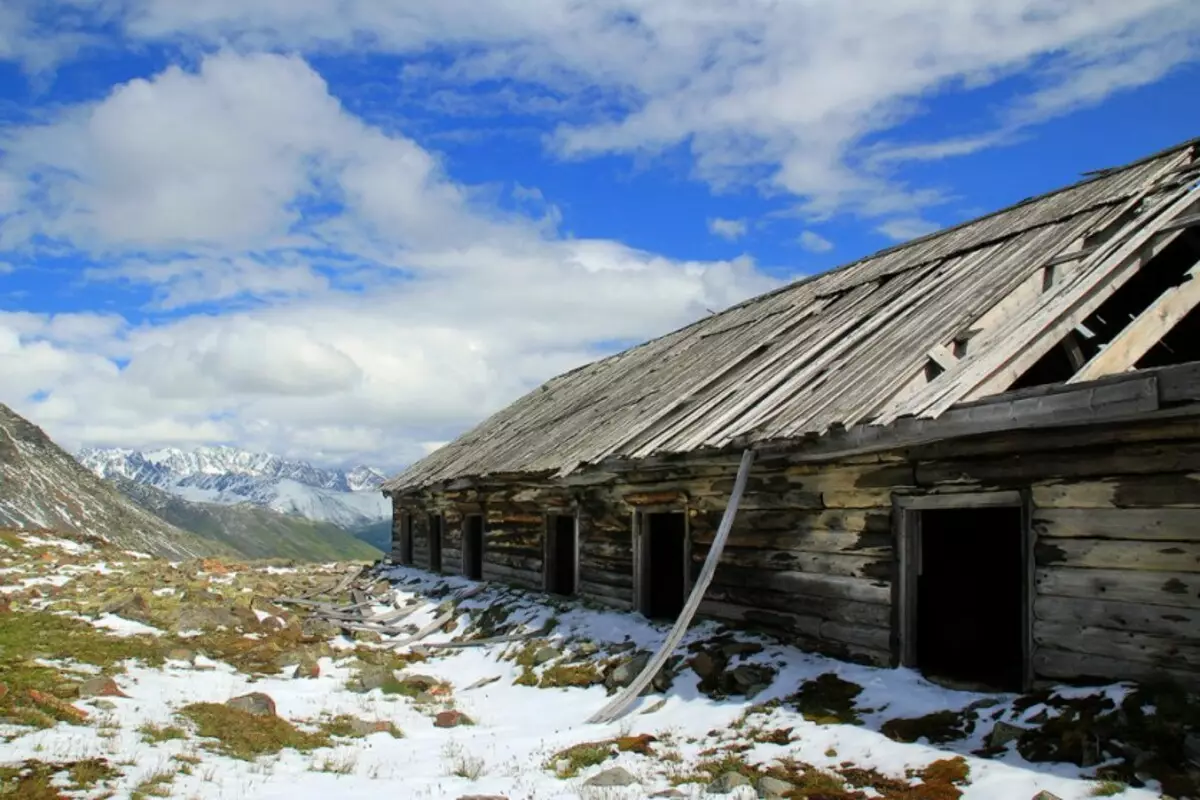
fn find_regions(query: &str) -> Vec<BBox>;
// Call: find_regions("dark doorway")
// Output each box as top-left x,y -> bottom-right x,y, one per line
641,512 -> 687,621
398,511 -> 414,565
463,515 -> 484,580
916,506 -> 1024,691
546,514 -> 577,596
427,513 -> 443,573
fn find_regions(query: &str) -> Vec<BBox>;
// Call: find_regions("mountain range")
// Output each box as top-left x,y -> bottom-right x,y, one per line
76,446 -> 391,529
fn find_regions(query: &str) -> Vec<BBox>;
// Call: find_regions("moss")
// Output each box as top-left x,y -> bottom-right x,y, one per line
538,663 -> 603,688
0,759 -> 120,799
178,702 -> 330,760
514,667 -> 538,686
548,734 -> 657,778
137,722 -> 189,744
788,673 -> 865,725
881,709 -> 976,745
1090,780 -> 1127,797
318,715 -> 403,739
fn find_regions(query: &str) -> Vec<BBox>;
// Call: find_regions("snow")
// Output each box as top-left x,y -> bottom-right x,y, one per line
91,613 -> 165,637
0,559 -> 1165,800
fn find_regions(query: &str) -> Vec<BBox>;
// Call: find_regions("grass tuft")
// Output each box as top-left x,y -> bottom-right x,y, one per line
177,702 -> 330,760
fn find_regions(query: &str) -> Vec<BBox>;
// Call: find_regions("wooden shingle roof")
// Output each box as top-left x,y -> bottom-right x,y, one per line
384,137 -> 1200,494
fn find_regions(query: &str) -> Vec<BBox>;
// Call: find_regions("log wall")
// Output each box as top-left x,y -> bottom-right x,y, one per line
390,414 -> 1200,687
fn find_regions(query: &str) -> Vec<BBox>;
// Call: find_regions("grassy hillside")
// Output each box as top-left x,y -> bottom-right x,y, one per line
112,477 -> 382,562
349,519 -> 391,552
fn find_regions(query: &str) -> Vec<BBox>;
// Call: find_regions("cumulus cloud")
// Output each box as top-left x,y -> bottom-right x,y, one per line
707,217 -> 748,241
798,231 -> 834,253
877,217 -> 941,242
0,52 -> 777,468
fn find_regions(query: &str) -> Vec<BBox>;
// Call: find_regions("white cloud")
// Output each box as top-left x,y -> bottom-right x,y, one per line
877,217 -> 941,242
0,52 -> 777,468
707,217 -> 747,241
798,231 -> 834,253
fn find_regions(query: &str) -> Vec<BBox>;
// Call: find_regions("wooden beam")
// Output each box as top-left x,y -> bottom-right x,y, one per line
1070,261 -> 1200,382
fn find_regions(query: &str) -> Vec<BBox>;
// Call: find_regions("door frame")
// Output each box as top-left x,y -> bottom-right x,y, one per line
892,490 -> 1034,690
543,508 -> 580,595
632,504 -> 692,618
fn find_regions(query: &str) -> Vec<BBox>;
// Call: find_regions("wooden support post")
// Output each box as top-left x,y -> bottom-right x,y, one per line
1070,260 -> 1200,382
585,448 -> 756,725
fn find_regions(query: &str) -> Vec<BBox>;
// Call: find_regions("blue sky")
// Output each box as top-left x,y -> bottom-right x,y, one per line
0,1 -> 1198,468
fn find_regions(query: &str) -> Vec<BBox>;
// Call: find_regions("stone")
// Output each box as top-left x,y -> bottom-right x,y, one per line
720,642 -> 764,659
342,717 -> 394,737
433,710 -> 473,728
532,646 -> 561,665
226,692 -> 276,717
349,668 -> 394,693
293,659 -> 320,679
353,629 -> 383,644
399,674 -> 441,692
986,721 -> 1026,749
104,593 -> 152,622
1032,793 -> 1063,800
606,652 -> 650,689
175,605 -> 239,631
231,605 -> 261,631
78,677 -> 128,699
301,617 -> 339,640
166,648 -> 195,663
690,651 -> 721,680
575,641 -> 599,657
708,772 -> 752,794
91,700 -> 117,711
756,776 -> 795,798
583,767 -> 637,787
27,689 -> 88,723
730,665 -> 774,699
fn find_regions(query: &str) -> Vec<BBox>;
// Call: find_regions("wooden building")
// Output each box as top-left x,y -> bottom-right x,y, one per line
381,137 -> 1200,692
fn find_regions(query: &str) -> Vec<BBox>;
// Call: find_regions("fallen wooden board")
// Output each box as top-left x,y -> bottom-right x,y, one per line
585,448 -> 756,725
387,585 -> 487,649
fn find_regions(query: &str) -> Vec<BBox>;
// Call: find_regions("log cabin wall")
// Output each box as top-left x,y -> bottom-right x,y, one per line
388,413 -> 1200,687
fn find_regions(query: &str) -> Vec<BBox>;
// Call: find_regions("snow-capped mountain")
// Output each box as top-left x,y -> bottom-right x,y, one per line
76,446 -> 391,529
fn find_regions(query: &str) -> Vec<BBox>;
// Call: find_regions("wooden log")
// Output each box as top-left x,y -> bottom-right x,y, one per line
911,416 -> 1200,461
1034,648 -> 1200,688
480,561 -> 541,588
715,547 -> 891,580
578,565 -> 634,590
1034,624 -> 1200,669
1036,566 -> 1200,607
622,490 -> 688,507
1033,595 -> 1200,639
485,513 -> 544,525
1035,538 -> 1200,573
698,599 -> 891,652
714,565 -> 891,602
695,527 -> 892,555
578,579 -> 634,604
918,442 -> 1200,486
706,585 -> 890,627
1032,474 -> 1200,508
1033,508 -> 1200,542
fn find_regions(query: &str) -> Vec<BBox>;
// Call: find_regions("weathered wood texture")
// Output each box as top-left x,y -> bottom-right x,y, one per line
389,413 -> 1200,687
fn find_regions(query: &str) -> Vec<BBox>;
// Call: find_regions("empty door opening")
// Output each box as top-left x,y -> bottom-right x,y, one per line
545,514 -> 577,596
639,511 -> 687,621
914,506 -> 1025,691
427,514 -> 443,573
463,515 -> 484,581
398,511 -> 414,565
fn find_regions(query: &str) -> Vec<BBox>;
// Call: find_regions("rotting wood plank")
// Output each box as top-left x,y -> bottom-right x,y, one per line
1032,474 -> 1200,508
1035,538 -> 1200,573
1033,507 -> 1200,542
705,586 -> 891,627
1033,595 -> 1200,638
1071,259 -> 1200,382
1034,648 -> 1199,687
1033,624 -> 1200,670
714,546 -> 890,580
713,566 -> 891,603
697,528 -> 891,555
1036,566 -> 1200,608
917,440 -> 1200,486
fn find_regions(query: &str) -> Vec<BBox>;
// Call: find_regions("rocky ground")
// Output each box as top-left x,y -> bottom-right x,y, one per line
1,526 -> 1197,800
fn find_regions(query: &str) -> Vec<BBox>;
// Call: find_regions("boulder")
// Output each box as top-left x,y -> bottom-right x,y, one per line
583,767 -> 637,787
433,710 -> 473,728
532,646 -> 561,665
78,677 -> 128,699
986,721 -> 1026,749
730,665 -> 773,699
1031,793 -> 1063,800
606,652 -> 650,689
226,692 -> 276,717
293,659 -> 320,679
175,605 -> 240,631
707,772 -> 752,794
690,651 -> 721,680
756,776 -> 795,798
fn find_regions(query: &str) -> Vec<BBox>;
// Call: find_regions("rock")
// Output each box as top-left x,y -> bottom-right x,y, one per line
349,668 -> 394,693
576,641 -> 599,657
104,593 -> 152,622
756,776 -> 795,798
27,689 -> 88,723
708,772 -> 752,794
231,605 -> 261,631
175,604 -> 239,631
301,617 -> 339,640
720,642 -> 764,659
293,659 -> 320,679
166,648 -> 195,663
433,710 -> 473,728
78,677 -> 128,699
226,692 -> 276,717
607,652 -> 650,689
184,587 -> 223,604
986,721 -> 1026,749
353,629 -> 383,644
399,674 -> 441,692
1031,793 -> 1062,800
583,767 -> 637,787
690,651 -> 721,680
342,717 -> 394,737
730,665 -> 773,699
533,646 -> 561,665
91,700 -> 117,711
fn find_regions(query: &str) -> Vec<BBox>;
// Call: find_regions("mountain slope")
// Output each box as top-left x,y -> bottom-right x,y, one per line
77,446 -> 390,527
0,404 -> 232,559
112,477 -> 383,562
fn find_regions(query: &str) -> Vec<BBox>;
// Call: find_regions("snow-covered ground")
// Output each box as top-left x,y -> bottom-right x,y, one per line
0,530 -> 1186,800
